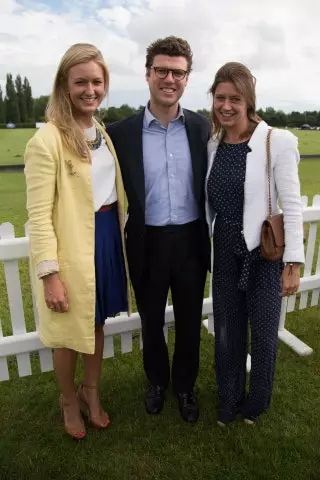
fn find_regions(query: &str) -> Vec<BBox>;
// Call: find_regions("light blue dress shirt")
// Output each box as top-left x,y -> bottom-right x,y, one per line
142,105 -> 199,226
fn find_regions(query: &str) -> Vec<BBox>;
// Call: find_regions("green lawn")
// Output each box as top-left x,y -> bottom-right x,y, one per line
299,159 -> 320,199
0,164 -> 320,479
1,128 -> 320,167
1,160 -> 319,231
0,314 -> 319,480
0,129 -> 36,166
293,129 -> 320,155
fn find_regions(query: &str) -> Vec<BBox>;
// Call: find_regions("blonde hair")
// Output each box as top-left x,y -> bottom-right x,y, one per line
46,43 -> 109,160
209,62 -> 261,139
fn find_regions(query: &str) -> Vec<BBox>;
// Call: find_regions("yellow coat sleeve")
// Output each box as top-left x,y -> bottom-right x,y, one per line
24,134 -> 59,270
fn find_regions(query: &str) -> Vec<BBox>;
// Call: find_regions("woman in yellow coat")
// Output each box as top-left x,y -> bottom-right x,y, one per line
24,43 -> 131,439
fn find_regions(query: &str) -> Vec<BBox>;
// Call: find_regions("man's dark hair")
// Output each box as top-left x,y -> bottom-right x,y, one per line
145,36 -> 193,71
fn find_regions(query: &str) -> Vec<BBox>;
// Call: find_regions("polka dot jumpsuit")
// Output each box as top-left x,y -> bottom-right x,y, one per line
207,141 -> 283,423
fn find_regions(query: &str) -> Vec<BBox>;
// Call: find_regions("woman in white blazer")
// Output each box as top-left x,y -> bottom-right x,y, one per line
205,62 -> 304,426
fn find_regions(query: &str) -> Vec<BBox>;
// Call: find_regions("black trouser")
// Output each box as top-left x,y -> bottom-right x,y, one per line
134,221 -> 207,393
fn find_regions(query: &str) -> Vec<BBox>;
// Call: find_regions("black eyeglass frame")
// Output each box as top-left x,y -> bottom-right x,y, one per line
150,66 -> 189,80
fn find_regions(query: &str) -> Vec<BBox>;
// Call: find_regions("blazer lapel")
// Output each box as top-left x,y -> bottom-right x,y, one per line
246,120 -> 269,186
126,111 -> 145,212
184,110 -> 202,205
206,138 -> 219,185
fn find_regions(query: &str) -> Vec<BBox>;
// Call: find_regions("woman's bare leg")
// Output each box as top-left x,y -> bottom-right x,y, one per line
81,325 -> 109,427
54,348 -> 85,437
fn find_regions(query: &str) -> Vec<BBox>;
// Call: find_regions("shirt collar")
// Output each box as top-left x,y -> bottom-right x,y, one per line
143,103 -> 185,128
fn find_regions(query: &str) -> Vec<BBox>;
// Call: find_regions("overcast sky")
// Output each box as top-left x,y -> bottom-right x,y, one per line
0,0 -> 319,112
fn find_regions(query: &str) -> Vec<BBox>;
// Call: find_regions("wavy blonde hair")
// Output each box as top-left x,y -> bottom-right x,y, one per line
46,43 -> 109,160
209,62 -> 261,140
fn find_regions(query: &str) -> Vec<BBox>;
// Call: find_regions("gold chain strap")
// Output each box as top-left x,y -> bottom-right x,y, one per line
266,128 -> 273,219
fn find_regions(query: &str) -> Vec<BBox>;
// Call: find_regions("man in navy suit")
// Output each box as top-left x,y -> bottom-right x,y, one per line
108,36 -> 210,422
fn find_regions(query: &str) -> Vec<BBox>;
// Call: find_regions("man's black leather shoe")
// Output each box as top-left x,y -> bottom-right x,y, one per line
145,385 -> 165,414
177,391 -> 199,422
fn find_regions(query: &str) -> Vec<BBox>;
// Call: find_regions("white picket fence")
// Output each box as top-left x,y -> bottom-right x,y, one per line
0,194 -> 319,382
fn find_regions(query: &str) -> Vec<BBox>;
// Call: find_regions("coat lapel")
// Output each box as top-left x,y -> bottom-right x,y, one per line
245,120 -> 269,189
184,110 -> 202,205
129,111 -> 145,212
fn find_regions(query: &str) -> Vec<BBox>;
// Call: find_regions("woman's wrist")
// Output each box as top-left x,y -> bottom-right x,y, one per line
42,272 -> 59,281
284,263 -> 301,274
36,259 -> 59,279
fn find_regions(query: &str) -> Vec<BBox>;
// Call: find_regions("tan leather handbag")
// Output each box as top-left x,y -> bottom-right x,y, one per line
260,128 -> 285,261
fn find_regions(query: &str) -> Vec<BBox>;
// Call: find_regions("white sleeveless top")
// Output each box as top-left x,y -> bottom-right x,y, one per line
85,125 -> 117,212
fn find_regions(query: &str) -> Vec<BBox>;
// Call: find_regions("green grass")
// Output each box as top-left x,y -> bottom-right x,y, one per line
0,172 -> 28,231
0,315 -> 319,480
0,164 -> 320,479
0,160 -> 318,231
299,159 -> 320,199
293,129 -> 320,155
0,129 -> 36,166
1,128 -> 320,167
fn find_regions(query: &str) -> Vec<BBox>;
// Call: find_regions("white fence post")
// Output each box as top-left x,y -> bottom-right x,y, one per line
24,223 -> 53,373
309,195 -> 320,307
0,223 -> 32,377
298,195 -> 320,310
278,194 -> 320,356
0,321 -> 9,381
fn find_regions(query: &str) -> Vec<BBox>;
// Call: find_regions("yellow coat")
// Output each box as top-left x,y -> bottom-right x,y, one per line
24,120 -> 131,354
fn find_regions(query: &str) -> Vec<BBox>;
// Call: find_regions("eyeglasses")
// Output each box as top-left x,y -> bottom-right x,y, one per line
150,66 -> 188,81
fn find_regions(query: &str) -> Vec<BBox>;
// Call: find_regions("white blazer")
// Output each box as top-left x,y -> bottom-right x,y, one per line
205,121 -> 305,264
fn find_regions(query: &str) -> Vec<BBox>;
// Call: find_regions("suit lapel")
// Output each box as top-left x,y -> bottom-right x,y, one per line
126,111 -> 145,212
205,138 -> 219,186
184,110 -> 202,205
245,121 -> 269,206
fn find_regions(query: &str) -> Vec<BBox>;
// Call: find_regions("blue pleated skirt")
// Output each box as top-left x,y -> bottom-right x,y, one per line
95,204 -> 128,324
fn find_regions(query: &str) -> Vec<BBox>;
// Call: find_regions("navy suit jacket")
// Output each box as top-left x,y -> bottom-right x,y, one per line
108,108 -> 211,288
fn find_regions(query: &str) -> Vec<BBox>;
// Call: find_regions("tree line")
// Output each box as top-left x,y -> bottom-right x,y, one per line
0,74 -> 34,124
1,72 -> 320,128
197,107 -> 320,128
102,106 -> 320,128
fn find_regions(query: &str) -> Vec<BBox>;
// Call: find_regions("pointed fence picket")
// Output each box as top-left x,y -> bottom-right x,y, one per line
278,194 -> 320,356
0,222 -> 31,378
24,223 -> 54,373
0,195 -> 319,382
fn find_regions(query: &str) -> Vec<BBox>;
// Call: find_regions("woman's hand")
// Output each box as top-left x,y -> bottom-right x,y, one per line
42,273 -> 69,313
280,263 -> 301,297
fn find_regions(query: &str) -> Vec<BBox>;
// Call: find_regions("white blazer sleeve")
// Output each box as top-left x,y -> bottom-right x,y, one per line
273,131 -> 305,263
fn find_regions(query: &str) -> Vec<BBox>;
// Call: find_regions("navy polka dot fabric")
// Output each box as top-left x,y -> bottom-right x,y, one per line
207,141 -> 283,423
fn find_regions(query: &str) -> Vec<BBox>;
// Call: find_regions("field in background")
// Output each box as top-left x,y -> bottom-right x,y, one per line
1,160 -> 319,233
0,129 -> 36,165
293,129 -> 320,154
1,127 -> 320,166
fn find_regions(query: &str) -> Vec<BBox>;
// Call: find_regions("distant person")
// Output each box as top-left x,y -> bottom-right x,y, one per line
108,36 -> 211,422
206,62 -> 305,425
24,43 -> 130,439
